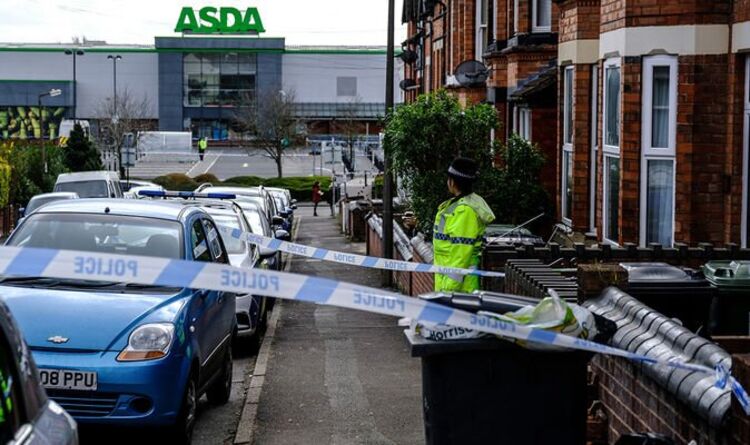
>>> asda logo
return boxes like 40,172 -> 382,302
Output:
175,7 -> 265,34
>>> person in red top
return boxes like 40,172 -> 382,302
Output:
312,181 -> 322,216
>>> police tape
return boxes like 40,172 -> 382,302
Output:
0,245 -> 747,414
217,226 -> 506,279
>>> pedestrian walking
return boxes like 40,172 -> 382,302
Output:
433,157 -> 495,292
312,180 -> 323,216
198,136 -> 207,161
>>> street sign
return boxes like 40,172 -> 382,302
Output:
121,146 -> 136,168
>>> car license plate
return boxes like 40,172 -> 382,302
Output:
40,369 -> 97,391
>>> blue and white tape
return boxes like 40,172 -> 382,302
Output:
218,226 -> 505,279
0,245 -> 747,414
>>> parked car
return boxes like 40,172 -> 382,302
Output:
233,200 -> 285,271
167,193 -> 271,352
0,299 -> 78,445
1,199 -> 237,443
120,180 -> 159,193
54,171 -> 122,199
124,185 -> 165,199
18,192 -> 79,225
197,186 -> 285,230
266,187 -> 296,225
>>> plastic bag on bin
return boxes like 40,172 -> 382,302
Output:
480,296 -> 599,351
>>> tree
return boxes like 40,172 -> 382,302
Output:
95,87 -> 153,176
384,90 -> 499,235
64,123 -> 103,172
233,89 -> 298,178
339,96 -> 364,171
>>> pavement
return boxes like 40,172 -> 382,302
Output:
250,204 -> 424,445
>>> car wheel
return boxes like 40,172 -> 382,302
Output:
207,346 -> 233,405
171,372 -> 198,444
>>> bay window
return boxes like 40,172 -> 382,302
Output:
562,66 -> 574,222
602,58 -> 621,243
640,56 -> 677,246
475,0 -> 493,59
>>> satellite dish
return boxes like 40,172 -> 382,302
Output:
399,79 -> 418,91
399,49 -> 418,64
454,60 -> 489,87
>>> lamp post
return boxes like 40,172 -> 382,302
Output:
38,88 -> 62,174
382,0 -> 395,285
107,55 -> 122,120
64,48 -> 84,120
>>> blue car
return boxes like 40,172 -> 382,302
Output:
0,199 -> 237,444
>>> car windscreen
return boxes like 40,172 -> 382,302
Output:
7,213 -> 183,259
208,214 -> 245,254
55,180 -> 109,198
26,196 -> 68,214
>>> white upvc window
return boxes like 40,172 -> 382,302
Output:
561,66 -> 574,223
514,106 -> 532,140
602,58 -> 621,243
640,55 -> 678,247
533,0 -> 552,33
513,0 -> 519,35
590,66 -> 599,231
476,0 -> 490,60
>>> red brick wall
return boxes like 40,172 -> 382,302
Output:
725,54 -> 746,243
532,105 -> 560,206
559,0 -> 602,43
411,248 -> 435,295
735,0 -> 750,23
616,58 -> 641,244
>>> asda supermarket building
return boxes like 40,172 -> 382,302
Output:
0,12 -> 402,141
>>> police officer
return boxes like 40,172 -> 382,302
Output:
198,136 -> 208,161
433,157 -> 495,292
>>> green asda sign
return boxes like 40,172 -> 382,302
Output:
175,7 -> 265,34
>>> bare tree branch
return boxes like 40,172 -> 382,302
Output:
233,89 -> 298,178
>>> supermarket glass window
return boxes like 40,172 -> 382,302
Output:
183,52 -> 257,107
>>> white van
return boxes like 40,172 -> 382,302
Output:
54,171 -> 122,198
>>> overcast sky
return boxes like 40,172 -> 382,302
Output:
0,0 -> 407,46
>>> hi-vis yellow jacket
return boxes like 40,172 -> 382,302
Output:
433,193 -> 495,292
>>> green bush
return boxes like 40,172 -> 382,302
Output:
152,173 -> 198,191
0,159 -> 10,208
384,89 -> 499,235
192,173 -> 220,184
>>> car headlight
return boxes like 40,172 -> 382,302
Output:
117,323 -> 174,362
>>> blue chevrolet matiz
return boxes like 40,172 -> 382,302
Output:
0,199 -> 237,444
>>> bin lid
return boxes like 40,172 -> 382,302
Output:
703,260 -> 750,286
620,262 -> 699,283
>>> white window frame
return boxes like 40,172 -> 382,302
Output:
561,66 -> 574,224
514,106 -> 532,141
590,65 -> 599,231
743,56 -> 750,247
639,55 -> 678,247
532,0 -> 552,33
602,58 -> 621,244
475,0 -> 490,60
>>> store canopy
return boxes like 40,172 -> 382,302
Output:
292,102 -> 385,120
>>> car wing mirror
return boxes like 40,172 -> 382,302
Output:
275,229 -> 290,241
272,215 -> 285,226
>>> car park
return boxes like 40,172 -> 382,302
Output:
0,299 -> 78,445
54,171 -> 122,199
1,199 -> 237,443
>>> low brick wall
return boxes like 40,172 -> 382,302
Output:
411,247 -> 434,295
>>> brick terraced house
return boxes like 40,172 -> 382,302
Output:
402,0 -> 750,248
401,0 -> 561,198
